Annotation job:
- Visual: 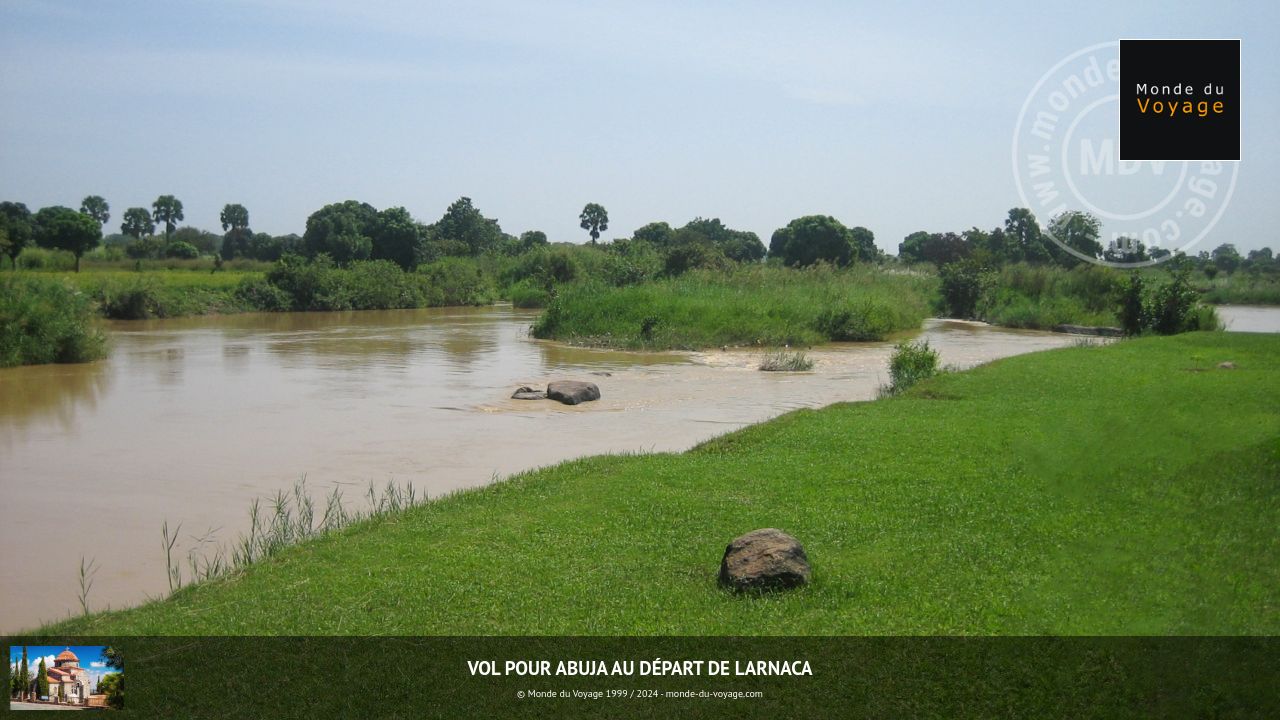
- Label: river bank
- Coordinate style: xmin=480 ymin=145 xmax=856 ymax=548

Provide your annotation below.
xmin=30 ymin=331 xmax=1279 ymax=635
xmin=0 ymin=308 xmax=1085 ymax=633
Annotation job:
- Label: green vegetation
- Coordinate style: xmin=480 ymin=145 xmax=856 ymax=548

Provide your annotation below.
xmin=0 ymin=275 xmax=106 ymax=367
xmin=533 ymin=264 xmax=936 ymax=349
xmin=884 ymin=339 xmax=940 ymax=395
xmin=758 ymin=349 xmax=813 ymax=372
xmin=39 ymin=332 xmax=1279 ymax=635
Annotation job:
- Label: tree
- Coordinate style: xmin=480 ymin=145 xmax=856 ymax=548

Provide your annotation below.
xmin=37 ymin=658 xmax=48 ymax=699
xmin=303 ymin=200 xmax=378 ymax=264
xmin=152 ymin=195 xmax=184 ymax=240
xmin=34 ymin=206 xmax=101 ymax=272
xmin=1046 ymin=211 xmax=1103 ymax=265
xmin=579 ymin=203 xmax=608 ymax=245
xmin=1002 ymin=208 xmax=1050 ymax=264
xmin=433 ymin=197 xmax=504 ymax=256
xmin=80 ymin=195 xmax=110 ymax=227
xmin=681 ymin=217 xmax=765 ymax=262
xmin=849 ymin=226 xmax=878 ymax=263
xmin=120 ymin=207 xmax=155 ymax=240
xmin=518 ymin=230 xmax=548 ymax=253
xmin=0 ymin=201 xmax=34 ymax=269
xmin=220 ymin=203 xmax=252 ymax=260
xmin=770 ymin=215 xmax=861 ymax=267
xmin=21 ymin=647 xmax=29 ymax=701
xmin=370 ymin=206 xmax=424 ymax=270
xmin=1211 ymin=243 xmax=1242 ymax=275
xmin=632 ymin=221 xmax=674 ymax=248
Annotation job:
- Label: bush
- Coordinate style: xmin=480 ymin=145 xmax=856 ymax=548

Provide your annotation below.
xmin=0 ymin=275 xmax=107 ymax=366
xmin=16 ymin=246 xmax=76 ymax=271
xmin=235 ymin=276 xmax=293 ymax=312
xmin=94 ymin=275 xmax=163 ymax=319
xmin=939 ymin=260 xmax=991 ymax=319
xmin=814 ymin=300 xmax=898 ymax=341
xmin=886 ymin=340 xmax=940 ymax=395
xmin=165 ymin=240 xmax=200 ymax=259
xmin=509 ymin=278 xmax=551 ymax=308
xmin=1148 ymin=264 xmax=1214 ymax=335
xmin=1119 ymin=272 xmax=1145 ymax=336
xmin=419 ymin=257 xmax=495 ymax=306
xmin=345 ymin=260 xmax=427 ymax=309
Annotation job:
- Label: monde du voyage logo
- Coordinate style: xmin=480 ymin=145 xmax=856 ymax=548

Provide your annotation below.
xmin=1013 ymin=39 xmax=1241 ymax=267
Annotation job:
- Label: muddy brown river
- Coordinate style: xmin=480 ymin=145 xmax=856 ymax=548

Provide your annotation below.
xmin=0 ymin=306 xmax=1156 ymax=631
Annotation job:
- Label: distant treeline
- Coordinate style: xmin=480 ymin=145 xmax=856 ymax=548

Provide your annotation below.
xmin=2 ymin=194 xmax=1276 ymax=279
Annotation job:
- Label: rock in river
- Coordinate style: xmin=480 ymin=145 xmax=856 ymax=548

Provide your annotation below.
xmin=546 ymin=380 xmax=601 ymax=405
xmin=511 ymin=386 xmax=547 ymax=400
xmin=718 ymin=528 xmax=811 ymax=592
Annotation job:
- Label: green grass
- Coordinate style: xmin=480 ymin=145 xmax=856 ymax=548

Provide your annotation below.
xmin=62 ymin=270 xmax=261 ymax=318
xmin=533 ymin=264 xmax=937 ymax=349
xmin=1200 ymin=273 xmax=1280 ymax=305
xmin=978 ymin=263 xmax=1123 ymax=329
xmin=39 ymin=332 xmax=1279 ymax=635
xmin=0 ymin=275 xmax=107 ymax=366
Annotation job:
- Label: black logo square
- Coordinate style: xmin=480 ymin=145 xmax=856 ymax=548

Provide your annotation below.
xmin=1120 ymin=39 xmax=1240 ymax=161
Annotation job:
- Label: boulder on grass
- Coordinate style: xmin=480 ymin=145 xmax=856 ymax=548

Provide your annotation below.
xmin=718 ymin=528 xmax=810 ymax=592
xmin=511 ymin=386 xmax=547 ymax=400
xmin=546 ymin=380 xmax=600 ymax=405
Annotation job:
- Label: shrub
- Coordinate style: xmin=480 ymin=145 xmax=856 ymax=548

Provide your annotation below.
xmin=0 ymin=275 xmax=107 ymax=366
xmin=1119 ymin=272 xmax=1146 ymax=336
xmin=759 ymin=349 xmax=814 ymax=371
xmin=266 ymin=254 xmax=351 ymax=311
xmin=165 ymin=240 xmax=200 ymax=259
xmin=939 ymin=260 xmax=991 ymax=319
xmin=419 ymin=257 xmax=495 ymax=306
xmin=16 ymin=246 xmax=76 ymax=271
xmin=814 ymin=301 xmax=897 ymax=341
xmin=94 ymin=275 xmax=163 ymax=319
xmin=345 ymin=260 xmax=427 ymax=309
xmin=886 ymin=340 xmax=940 ymax=395
xmin=1148 ymin=264 xmax=1205 ymax=335
xmin=509 ymin=278 xmax=551 ymax=308
xmin=235 ymin=276 xmax=292 ymax=312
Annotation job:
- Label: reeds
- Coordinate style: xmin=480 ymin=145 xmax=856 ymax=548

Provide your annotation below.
xmin=758 ymin=349 xmax=814 ymax=371
xmin=160 ymin=477 xmax=426 ymax=597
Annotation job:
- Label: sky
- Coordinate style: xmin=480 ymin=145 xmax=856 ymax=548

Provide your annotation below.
xmin=1 ymin=0 xmax=1277 ymax=253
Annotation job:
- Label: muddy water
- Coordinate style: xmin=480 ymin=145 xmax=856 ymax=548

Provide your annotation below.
xmin=0 ymin=307 xmax=1084 ymax=631
xmin=1216 ymin=305 xmax=1280 ymax=333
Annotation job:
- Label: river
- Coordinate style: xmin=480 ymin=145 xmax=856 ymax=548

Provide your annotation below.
xmin=1 ymin=305 xmax=1271 ymax=632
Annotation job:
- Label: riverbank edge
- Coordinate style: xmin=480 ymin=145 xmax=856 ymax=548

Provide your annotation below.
xmin=24 ymin=331 xmax=1279 ymax=636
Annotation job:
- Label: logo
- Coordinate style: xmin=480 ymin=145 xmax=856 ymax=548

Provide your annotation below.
xmin=1012 ymin=41 xmax=1238 ymax=268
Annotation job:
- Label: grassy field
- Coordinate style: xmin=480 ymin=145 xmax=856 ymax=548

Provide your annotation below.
xmin=38 ymin=331 xmax=1278 ymax=635
xmin=533 ymin=264 xmax=937 ymax=349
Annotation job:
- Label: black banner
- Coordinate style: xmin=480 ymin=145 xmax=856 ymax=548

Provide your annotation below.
xmin=5 ymin=636 xmax=1279 ymax=718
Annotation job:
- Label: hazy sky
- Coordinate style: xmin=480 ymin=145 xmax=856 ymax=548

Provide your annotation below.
xmin=2 ymin=0 xmax=1276 ymax=252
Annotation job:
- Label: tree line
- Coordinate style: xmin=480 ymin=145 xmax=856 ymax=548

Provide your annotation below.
xmin=3 ymin=193 xmax=1273 ymax=277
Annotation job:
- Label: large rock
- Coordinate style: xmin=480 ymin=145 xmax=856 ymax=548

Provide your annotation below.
xmin=511 ymin=386 xmax=546 ymax=400
xmin=718 ymin=528 xmax=810 ymax=592
xmin=546 ymin=380 xmax=601 ymax=405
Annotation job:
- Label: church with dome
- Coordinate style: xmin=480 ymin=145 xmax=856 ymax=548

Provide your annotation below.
xmin=40 ymin=648 xmax=93 ymax=704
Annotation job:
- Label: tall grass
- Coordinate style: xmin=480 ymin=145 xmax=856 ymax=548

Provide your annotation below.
xmin=977 ymin=263 xmax=1123 ymax=329
xmin=0 ymin=275 xmax=107 ymax=366
xmin=759 ymin=349 xmax=814 ymax=371
xmin=161 ymin=478 xmax=427 ymax=594
xmin=533 ymin=263 xmax=936 ymax=349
